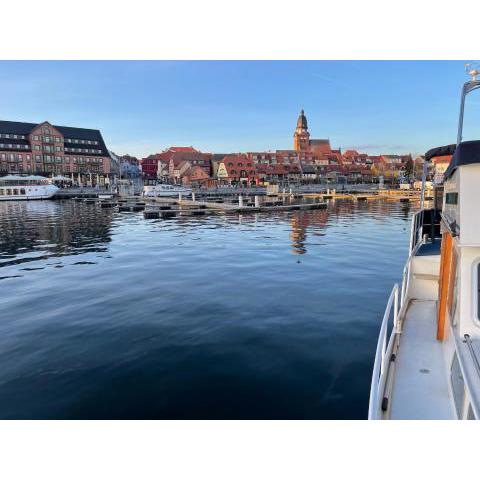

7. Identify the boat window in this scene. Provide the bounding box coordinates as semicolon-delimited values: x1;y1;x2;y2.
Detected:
6;189;11;195
451;353;465;418
0;189;3;195
20;188;26;195
445;192;458;205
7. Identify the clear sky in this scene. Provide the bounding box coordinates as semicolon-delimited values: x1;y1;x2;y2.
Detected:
1;60;478;158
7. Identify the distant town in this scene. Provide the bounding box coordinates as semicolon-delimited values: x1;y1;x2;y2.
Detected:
0;110;450;188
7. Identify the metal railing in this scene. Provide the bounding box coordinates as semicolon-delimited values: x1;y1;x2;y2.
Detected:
369;209;429;419
368;284;400;419
409;209;425;254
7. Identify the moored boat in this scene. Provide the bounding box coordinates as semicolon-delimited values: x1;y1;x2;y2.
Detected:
143;184;192;197
369;67;480;420
0;175;59;200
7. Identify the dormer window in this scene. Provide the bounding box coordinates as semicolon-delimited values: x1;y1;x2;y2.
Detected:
43;127;50;134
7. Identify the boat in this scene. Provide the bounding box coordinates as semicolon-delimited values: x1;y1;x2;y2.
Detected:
143;184;192;198
0;175;59;201
369;66;480;420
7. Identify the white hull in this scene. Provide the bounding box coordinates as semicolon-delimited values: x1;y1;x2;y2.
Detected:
143;185;192;197
0;184;59;201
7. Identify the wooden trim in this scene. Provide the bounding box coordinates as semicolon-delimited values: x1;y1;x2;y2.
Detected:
437;232;453;340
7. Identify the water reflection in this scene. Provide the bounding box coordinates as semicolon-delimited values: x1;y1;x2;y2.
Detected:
0;201;114;268
0;198;414;419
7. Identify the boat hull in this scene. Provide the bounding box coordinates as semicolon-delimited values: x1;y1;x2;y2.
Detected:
143;186;192;197
0;184;59;201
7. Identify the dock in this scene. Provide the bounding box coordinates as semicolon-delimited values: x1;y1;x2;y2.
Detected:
58;186;422;220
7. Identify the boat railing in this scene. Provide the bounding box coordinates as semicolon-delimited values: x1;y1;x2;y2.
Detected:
409;209;425;254
370;209;429;418
368;283;400;419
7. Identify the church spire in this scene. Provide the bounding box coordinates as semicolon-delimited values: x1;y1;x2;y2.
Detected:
296;109;308;131
294;108;310;151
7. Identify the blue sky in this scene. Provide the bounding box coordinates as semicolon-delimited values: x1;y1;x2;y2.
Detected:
0;61;477;158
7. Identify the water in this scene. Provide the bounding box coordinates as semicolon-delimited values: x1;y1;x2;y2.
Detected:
0;199;414;419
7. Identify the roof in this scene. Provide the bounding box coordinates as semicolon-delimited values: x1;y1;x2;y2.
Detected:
0;120;109;156
425;144;456;162
296;109;308;130
444;140;480;180
310;139;330;145
169;146;199;152
0;174;50;181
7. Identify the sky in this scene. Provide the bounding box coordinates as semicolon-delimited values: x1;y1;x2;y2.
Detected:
1;60;478;158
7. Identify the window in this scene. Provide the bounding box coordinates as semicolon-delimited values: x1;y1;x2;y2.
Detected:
43;127;50;134
55;145;61;152
35;155;41;161
34;145;41;151
55;137;61;142
20;188;26;195
446;192;458;205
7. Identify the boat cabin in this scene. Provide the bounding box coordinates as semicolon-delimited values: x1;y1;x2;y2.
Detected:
369;69;480;420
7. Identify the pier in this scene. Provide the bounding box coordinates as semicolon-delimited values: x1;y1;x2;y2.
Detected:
61;185;423;221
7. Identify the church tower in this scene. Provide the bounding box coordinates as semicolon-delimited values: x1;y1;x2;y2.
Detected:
293;109;310;152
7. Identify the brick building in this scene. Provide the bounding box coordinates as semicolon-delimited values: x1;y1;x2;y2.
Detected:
293;109;332;155
141;146;212;181
0;120;111;185
217;154;257;185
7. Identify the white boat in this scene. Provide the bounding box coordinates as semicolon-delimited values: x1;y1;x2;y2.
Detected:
369;66;480;420
143;184;192;198
0;175;59;201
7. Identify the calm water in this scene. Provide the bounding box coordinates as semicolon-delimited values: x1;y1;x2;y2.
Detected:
0;199;414;419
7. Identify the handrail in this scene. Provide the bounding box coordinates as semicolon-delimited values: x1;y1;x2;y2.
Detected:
463;335;480;379
369;208;436;419
368;284;399;419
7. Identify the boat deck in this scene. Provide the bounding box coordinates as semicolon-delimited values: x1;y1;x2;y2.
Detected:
389;300;454;419
416;240;442;257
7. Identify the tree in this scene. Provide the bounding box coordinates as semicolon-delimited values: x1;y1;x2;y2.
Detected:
404;158;414;179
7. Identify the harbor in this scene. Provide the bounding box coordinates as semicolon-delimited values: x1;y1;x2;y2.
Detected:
49;186;423;221
0;197;414;419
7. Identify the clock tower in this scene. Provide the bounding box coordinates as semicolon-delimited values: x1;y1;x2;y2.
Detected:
293;109;310;152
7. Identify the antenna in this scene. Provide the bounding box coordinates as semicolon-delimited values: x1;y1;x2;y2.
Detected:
465;62;480;81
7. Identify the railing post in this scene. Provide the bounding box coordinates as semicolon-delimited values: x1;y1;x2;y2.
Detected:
394;286;400;332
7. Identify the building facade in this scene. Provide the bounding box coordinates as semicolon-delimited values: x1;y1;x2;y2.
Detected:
217;154;257;185
0;120;111;185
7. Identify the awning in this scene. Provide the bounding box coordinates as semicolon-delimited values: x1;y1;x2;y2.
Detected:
424;144;456;162
444;140;480;180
